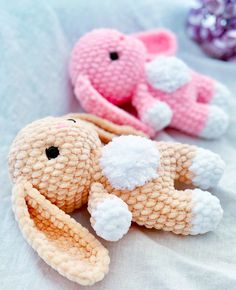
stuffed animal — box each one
[69,28,231,139]
[9,114,224,286]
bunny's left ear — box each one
[65,113,147,143]
[12,181,110,285]
[132,29,177,60]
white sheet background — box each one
[0,0,236,289]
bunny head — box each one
[69,28,177,105]
[8,116,101,213]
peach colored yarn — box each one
[8,115,224,286]
[69,28,230,139]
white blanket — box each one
[1,0,236,289]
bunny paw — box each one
[91,196,132,241]
[141,101,173,132]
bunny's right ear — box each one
[65,113,147,143]
[132,29,177,61]
[12,181,109,286]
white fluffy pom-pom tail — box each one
[100,135,160,190]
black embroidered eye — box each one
[67,118,76,123]
[109,51,119,61]
[45,146,60,160]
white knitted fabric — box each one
[211,81,231,112]
[189,148,225,190]
[145,56,191,93]
[190,189,223,235]
[91,196,132,241]
[100,135,160,190]
[200,106,229,139]
[142,101,173,131]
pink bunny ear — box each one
[133,29,177,60]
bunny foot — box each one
[211,82,231,112]
[190,189,223,235]
[189,148,225,190]
[198,106,229,139]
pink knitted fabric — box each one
[69,28,230,139]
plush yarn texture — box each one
[100,135,160,190]
[8,115,224,286]
[69,28,231,139]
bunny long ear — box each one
[65,113,147,143]
[12,181,110,286]
[132,29,177,60]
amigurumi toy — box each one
[9,114,224,286]
[69,28,231,139]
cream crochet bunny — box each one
[8,114,224,286]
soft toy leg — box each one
[133,84,172,132]
[133,187,222,235]
[193,72,230,112]
[172,102,228,139]
[173,143,225,189]
[88,183,132,241]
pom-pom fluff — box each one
[100,135,160,190]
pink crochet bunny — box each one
[69,28,230,139]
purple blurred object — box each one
[187,0,236,60]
